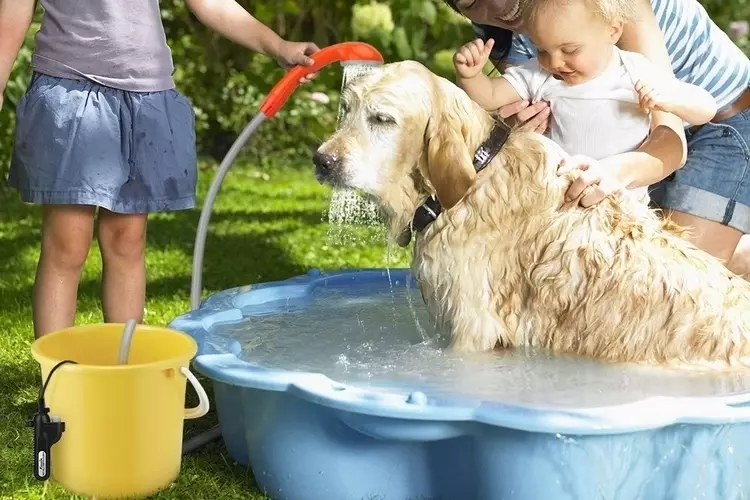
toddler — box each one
[453,0,717,202]
[0,0,319,338]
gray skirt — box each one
[7,72,197,214]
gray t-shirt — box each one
[32,0,175,92]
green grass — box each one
[0,157,411,499]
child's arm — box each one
[453,38,524,112]
[0,0,36,111]
[635,76,717,125]
[184,0,319,81]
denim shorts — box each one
[7,72,197,214]
[650,103,750,234]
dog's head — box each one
[313,60,570,238]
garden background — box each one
[1,1,749,498]
[1,0,744,179]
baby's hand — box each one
[634,77,677,114]
[453,38,494,79]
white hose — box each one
[183,61,382,456]
[118,319,137,365]
[182,112,268,455]
[189,112,268,311]
[190,62,379,311]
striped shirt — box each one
[504,0,750,110]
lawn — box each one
[0,156,411,499]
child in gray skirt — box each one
[0,0,320,338]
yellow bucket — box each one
[30,323,209,499]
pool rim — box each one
[168,268,750,436]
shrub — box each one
[1,0,747,183]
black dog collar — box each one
[396,120,511,247]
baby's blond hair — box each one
[521,0,637,25]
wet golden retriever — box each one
[313,60,750,369]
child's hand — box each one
[453,38,494,79]
[634,77,677,114]
[272,40,321,83]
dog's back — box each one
[415,128,750,368]
[522,190,750,367]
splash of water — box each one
[404,267,429,342]
[326,61,385,245]
[385,242,397,330]
[323,188,386,245]
[322,186,431,341]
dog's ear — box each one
[424,90,477,209]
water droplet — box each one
[407,391,428,405]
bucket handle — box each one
[181,366,210,419]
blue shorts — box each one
[650,105,750,234]
[7,72,197,214]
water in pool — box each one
[213,278,750,410]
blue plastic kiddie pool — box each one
[169,268,750,500]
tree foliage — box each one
[1,0,748,180]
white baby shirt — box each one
[502,48,653,201]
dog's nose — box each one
[313,151,339,172]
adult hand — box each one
[273,40,321,84]
[498,99,550,133]
[557,155,627,207]
[0,92,3,112]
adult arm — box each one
[0,0,36,110]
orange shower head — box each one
[259,41,384,119]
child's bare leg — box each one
[33,205,96,338]
[97,209,148,324]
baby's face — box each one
[527,0,623,85]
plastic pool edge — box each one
[169,268,750,437]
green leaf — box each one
[411,27,426,56]
[421,0,438,25]
[392,27,413,59]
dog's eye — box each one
[369,113,395,125]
